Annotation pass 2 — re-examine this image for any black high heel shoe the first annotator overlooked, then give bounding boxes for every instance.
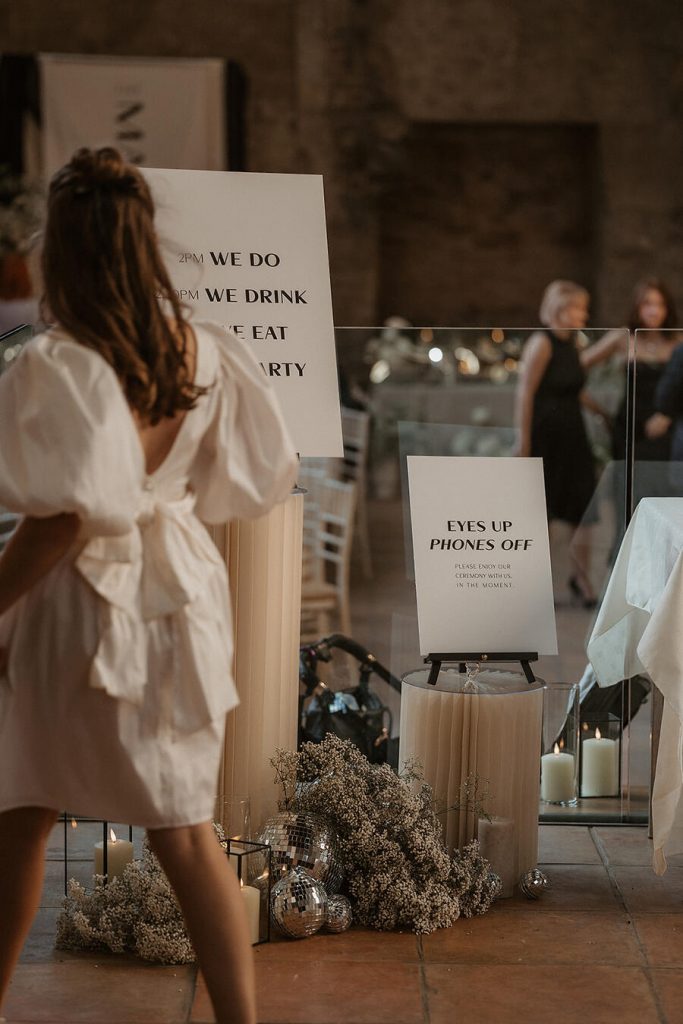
[568,576,598,609]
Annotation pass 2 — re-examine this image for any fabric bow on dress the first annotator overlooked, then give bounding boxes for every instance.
[75,487,233,735]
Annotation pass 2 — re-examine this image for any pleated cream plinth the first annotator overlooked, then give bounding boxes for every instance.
[210,491,303,833]
[399,668,544,878]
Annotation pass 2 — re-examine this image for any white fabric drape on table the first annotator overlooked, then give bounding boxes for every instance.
[588,497,683,874]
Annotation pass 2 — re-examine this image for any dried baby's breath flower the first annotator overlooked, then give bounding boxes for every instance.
[54,830,227,964]
[271,735,497,933]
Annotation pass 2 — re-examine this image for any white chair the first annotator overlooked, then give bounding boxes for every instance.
[298,463,328,584]
[340,406,372,578]
[300,476,356,641]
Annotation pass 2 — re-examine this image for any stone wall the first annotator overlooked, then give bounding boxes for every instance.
[3,0,683,373]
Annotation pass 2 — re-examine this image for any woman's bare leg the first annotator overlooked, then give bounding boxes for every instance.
[148,821,256,1024]
[0,807,59,1010]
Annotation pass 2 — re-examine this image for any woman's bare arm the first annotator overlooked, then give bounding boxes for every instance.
[514,332,552,457]
[0,513,81,618]
[580,328,627,370]
[579,388,610,424]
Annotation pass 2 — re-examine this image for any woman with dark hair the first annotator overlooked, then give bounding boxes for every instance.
[0,147,297,1024]
[582,277,680,464]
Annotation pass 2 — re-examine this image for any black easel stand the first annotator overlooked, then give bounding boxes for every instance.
[425,652,539,686]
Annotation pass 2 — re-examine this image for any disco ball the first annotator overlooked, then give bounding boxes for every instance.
[519,868,550,899]
[257,811,342,892]
[271,867,328,939]
[488,872,503,900]
[323,893,352,933]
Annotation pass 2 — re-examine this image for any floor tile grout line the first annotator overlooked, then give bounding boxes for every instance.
[183,964,199,1024]
[417,935,430,1024]
[589,827,669,1024]
[588,828,635,914]
[421,957,648,967]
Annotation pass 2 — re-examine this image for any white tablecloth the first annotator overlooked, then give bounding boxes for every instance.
[587,497,683,873]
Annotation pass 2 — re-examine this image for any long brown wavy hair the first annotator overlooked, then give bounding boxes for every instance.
[42,147,208,423]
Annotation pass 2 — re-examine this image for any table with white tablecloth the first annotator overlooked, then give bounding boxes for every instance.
[588,497,683,873]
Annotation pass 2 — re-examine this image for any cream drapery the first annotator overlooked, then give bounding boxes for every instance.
[211,492,303,834]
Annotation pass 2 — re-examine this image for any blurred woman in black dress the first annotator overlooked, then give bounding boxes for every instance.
[516,280,604,606]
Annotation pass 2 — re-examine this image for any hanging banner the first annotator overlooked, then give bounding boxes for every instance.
[407,456,558,655]
[40,54,226,177]
[143,167,343,457]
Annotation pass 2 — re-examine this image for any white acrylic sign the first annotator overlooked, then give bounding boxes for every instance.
[407,456,557,656]
[142,168,343,457]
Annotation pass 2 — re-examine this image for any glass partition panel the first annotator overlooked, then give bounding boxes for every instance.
[300,325,645,824]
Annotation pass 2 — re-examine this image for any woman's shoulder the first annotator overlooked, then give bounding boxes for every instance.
[523,329,554,358]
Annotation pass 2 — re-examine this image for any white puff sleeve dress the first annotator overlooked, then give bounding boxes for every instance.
[0,321,298,828]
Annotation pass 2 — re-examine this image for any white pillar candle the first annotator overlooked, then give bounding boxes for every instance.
[581,728,619,797]
[477,816,516,898]
[94,829,134,881]
[241,882,261,944]
[541,743,576,803]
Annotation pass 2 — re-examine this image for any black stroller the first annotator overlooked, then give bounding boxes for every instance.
[299,633,402,768]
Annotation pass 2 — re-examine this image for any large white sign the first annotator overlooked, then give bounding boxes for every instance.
[41,55,226,177]
[407,456,557,656]
[142,168,343,457]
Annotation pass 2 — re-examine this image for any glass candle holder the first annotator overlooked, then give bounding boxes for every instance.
[214,795,251,840]
[226,838,272,945]
[580,712,621,798]
[541,683,579,805]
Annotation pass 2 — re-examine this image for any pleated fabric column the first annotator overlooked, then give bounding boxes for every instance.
[399,668,544,879]
[210,491,303,834]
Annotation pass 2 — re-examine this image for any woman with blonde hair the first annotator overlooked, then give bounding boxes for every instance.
[0,147,298,1024]
[516,279,602,606]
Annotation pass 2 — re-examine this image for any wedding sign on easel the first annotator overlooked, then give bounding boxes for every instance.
[407,456,558,657]
[142,167,342,457]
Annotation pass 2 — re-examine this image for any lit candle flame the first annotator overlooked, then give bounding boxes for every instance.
[595,727,602,740]
[553,742,561,755]
[109,828,117,843]
[71,818,78,829]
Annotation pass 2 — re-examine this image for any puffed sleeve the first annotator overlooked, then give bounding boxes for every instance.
[190,324,298,522]
[0,333,143,535]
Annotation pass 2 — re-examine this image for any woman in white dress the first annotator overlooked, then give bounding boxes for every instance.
[0,148,297,1024]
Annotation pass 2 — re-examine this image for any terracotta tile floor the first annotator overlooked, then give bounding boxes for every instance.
[4,825,683,1023]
